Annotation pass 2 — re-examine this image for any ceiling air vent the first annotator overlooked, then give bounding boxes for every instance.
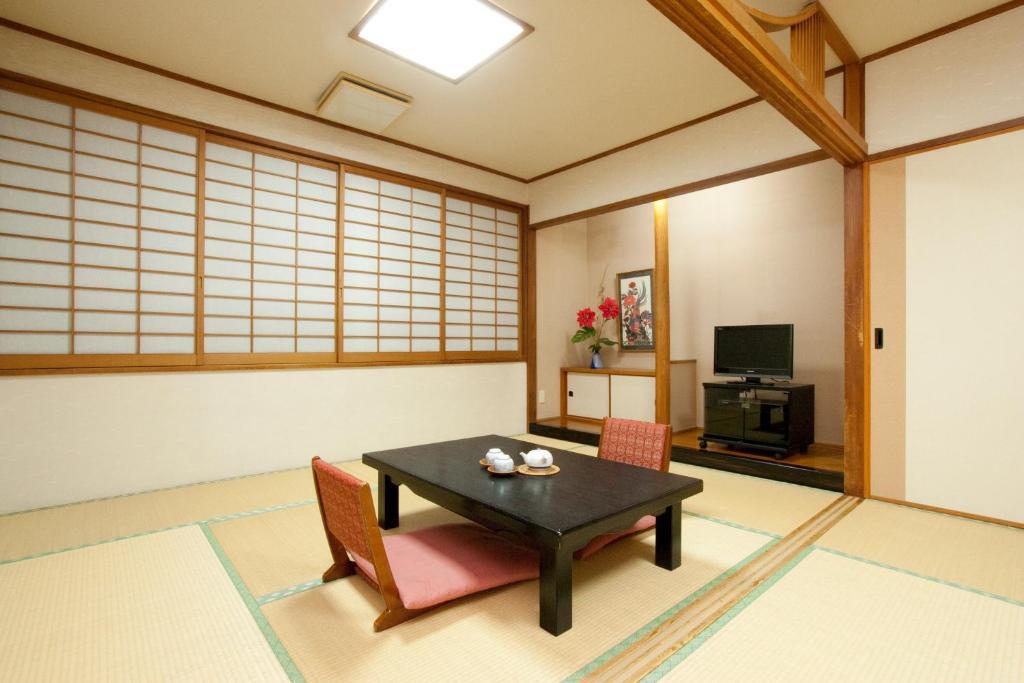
[316,73,412,133]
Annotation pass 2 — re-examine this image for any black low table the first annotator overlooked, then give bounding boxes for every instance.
[363,435,703,635]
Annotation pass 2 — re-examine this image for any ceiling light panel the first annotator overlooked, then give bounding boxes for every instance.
[351,0,532,82]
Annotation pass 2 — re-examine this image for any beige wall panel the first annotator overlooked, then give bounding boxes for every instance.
[867,7,1024,154]
[670,361,698,432]
[535,219,590,420]
[527,75,843,225]
[904,130,1024,524]
[868,158,907,499]
[0,362,526,513]
[586,204,656,370]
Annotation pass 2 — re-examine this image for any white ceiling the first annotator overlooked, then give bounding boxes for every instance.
[0,0,1009,179]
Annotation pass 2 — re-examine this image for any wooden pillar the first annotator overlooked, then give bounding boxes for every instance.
[843,62,865,136]
[525,212,537,425]
[654,200,671,425]
[844,164,869,497]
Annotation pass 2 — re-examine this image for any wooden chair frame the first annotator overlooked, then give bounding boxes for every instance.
[311,456,424,631]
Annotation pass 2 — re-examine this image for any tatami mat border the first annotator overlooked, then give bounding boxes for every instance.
[639,546,815,681]
[0,498,316,566]
[200,523,306,683]
[813,545,1024,607]
[258,579,325,606]
[565,538,779,682]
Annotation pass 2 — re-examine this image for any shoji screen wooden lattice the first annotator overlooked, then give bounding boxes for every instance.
[340,171,443,360]
[0,84,200,369]
[443,196,521,358]
[202,137,339,362]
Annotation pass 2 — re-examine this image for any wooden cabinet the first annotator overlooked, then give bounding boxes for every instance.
[561,367,656,423]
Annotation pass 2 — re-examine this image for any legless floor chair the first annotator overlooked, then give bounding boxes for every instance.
[575,417,673,560]
[311,457,539,631]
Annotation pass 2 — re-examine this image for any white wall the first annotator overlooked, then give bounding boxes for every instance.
[667,160,846,444]
[904,130,1024,524]
[535,220,590,420]
[0,27,528,205]
[867,6,1024,154]
[0,363,526,513]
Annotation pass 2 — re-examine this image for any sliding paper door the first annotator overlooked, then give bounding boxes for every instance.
[0,85,200,367]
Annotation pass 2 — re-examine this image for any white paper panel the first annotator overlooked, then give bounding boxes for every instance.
[204,335,249,353]
[0,308,69,331]
[0,283,69,309]
[0,90,71,125]
[0,113,71,148]
[0,332,68,354]
[0,212,69,240]
[73,332,136,352]
[75,289,136,312]
[140,335,193,353]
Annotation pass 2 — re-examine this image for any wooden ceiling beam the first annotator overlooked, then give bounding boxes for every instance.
[650,0,867,165]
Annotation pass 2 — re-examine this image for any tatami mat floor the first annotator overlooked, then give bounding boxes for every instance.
[0,432,1020,681]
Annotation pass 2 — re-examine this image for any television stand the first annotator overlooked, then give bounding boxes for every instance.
[700,381,814,458]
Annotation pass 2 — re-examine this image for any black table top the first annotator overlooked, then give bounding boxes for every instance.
[363,435,703,536]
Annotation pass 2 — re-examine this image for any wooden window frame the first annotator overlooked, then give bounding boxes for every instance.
[442,190,524,362]
[0,77,526,375]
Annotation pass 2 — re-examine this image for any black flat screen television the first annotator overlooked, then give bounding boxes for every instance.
[713,324,794,381]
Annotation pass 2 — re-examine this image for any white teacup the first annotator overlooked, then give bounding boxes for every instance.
[492,456,516,473]
[485,448,508,465]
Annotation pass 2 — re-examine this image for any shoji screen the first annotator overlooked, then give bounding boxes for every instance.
[443,197,520,357]
[0,84,200,368]
[202,138,338,361]
[340,171,443,359]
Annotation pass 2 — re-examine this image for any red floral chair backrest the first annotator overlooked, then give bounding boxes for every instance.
[598,417,671,472]
[311,458,378,566]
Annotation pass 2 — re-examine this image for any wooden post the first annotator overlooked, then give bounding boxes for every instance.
[525,216,537,425]
[844,164,869,497]
[654,200,671,425]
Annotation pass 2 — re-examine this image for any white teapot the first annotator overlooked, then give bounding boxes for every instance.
[520,448,553,469]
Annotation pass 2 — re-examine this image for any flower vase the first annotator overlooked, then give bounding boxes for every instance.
[590,351,604,369]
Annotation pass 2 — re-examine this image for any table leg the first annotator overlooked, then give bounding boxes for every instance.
[539,545,572,635]
[655,502,681,570]
[378,472,399,529]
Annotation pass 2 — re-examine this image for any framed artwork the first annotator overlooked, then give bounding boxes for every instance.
[617,269,654,350]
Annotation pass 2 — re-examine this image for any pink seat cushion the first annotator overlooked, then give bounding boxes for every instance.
[359,524,539,610]
[574,515,656,560]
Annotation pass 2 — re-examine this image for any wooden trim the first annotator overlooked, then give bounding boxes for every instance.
[561,367,656,377]
[869,495,1024,531]
[867,115,1024,163]
[814,2,859,66]
[0,17,529,183]
[843,163,868,497]
[0,69,526,212]
[861,0,1024,65]
[529,150,827,230]
[348,0,535,85]
[646,0,866,165]
[669,358,697,364]
[0,355,520,376]
[790,13,826,93]
[653,200,671,425]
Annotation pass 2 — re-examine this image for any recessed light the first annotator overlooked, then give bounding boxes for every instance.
[350,0,533,83]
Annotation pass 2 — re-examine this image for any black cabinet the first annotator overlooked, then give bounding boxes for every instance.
[701,382,814,457]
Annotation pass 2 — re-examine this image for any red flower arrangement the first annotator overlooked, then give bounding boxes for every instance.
[572,295,619,356]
